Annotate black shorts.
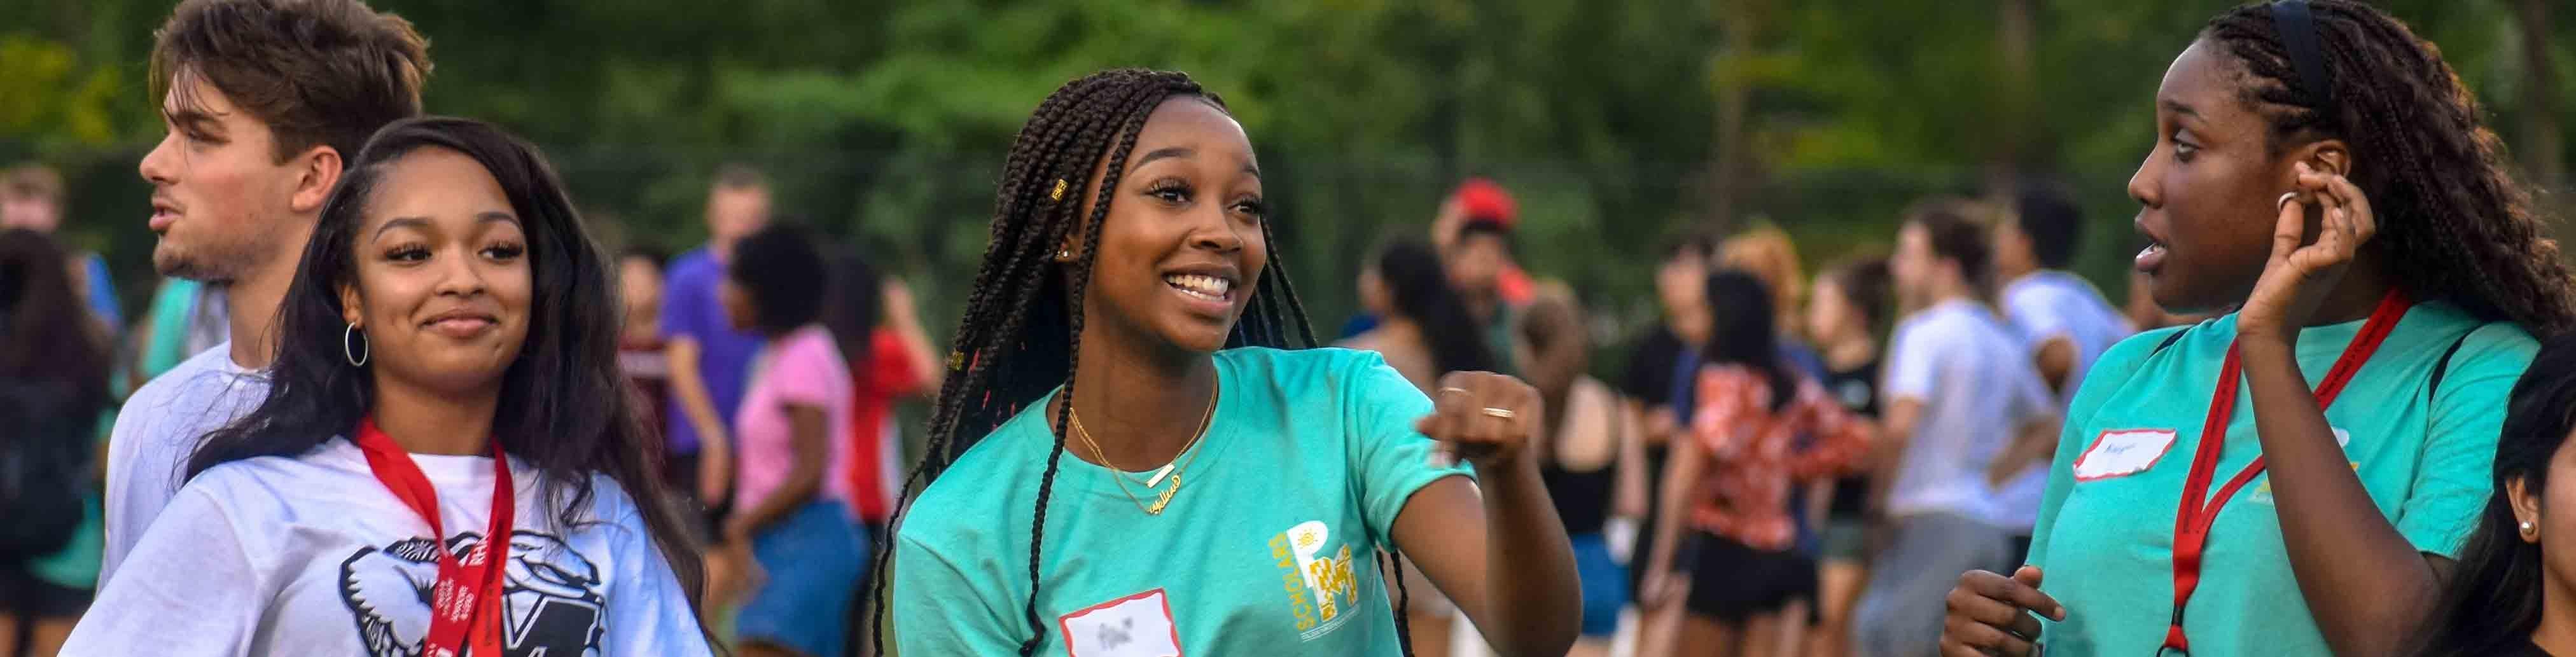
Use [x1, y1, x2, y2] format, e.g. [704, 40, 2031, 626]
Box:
[0, 564, 90, 619]
[1681, 532, 1817, 623]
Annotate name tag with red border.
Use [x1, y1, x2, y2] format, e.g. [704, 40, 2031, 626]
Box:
[1058, 588, 1184, 657]
[2073, 429, 2178, 481]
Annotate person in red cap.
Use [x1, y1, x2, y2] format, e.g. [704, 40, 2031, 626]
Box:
[1433, 177, 1537, 309]
[1431, 179, 1537, 378]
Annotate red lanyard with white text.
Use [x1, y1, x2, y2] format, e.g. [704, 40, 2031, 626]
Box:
[2157, 289, 2408, 656]
[353, 417, 515, 657]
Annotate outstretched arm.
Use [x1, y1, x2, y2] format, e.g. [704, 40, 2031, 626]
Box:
[1393, 372, 1581, 657]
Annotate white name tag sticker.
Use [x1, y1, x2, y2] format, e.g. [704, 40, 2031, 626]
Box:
[2073, 429, 2178, 481]
[1059, 588, 1184, 657]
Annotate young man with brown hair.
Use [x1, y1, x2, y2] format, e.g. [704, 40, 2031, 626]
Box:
[101, 0, 431, 586]
[1852, 199, 2059, 657]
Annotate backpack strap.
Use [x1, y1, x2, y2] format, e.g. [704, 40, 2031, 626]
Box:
[2426, 328, 2479, 400]
[2150, 327, 2191, 357]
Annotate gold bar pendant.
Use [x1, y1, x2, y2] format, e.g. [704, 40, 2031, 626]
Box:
[1148, 475, 1181, 515]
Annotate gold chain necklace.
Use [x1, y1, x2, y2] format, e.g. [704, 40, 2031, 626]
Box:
[1068, 382, 1218, 515]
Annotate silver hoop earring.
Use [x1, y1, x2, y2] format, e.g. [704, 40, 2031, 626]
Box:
[344, 323, 370, 367]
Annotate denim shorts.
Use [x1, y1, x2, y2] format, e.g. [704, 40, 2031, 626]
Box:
[1570, 533, 1627, 637]
[737, 500, 867, 657]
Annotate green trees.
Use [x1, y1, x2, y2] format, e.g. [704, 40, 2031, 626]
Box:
[3, 0, 2563, 343]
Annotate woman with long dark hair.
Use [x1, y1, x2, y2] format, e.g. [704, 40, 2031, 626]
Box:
[877, 69, 1580, 657]
[818, 244, 940, 657]
[1941, 2, 2575, 656]
[0, 228, 113, 657]
[1344, 239, 1498, 388]
[1640, 268, 1872, 657]
[821, 246, 942, 544]
[1337, 239, 1501, 656]
[2409, 335, 2576, 656]
[62, 117, 714, 655]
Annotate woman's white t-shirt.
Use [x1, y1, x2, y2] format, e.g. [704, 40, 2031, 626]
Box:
[62, 439, 713, 657]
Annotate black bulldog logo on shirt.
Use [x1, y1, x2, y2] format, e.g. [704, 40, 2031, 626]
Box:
[339, 530, 606, 657]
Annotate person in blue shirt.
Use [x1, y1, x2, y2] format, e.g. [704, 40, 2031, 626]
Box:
[1941, 3, 2576, 656]
[873, 69, 1582, 657]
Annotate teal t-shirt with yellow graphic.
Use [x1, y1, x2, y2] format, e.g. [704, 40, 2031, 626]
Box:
[2029, 303, 2534, 656]
[893, 347, 1473, 656]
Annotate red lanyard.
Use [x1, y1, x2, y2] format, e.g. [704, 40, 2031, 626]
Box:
[2158, 290, 2408, 655]
[353, 417, 515, 657]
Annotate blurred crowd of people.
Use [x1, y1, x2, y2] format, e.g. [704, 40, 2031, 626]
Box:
[1323, 177, 2178, 657]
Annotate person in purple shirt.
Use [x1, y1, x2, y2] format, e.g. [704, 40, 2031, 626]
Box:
[661, 164, 773, 529]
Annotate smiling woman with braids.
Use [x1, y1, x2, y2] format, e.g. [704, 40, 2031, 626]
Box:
[877, 69, 1582, 657]
[1939, 3, 2576, 657]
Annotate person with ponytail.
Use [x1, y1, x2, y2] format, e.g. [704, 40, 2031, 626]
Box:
[2409, 335, 2576, 657]
[61, 117, 714, 656]
[1940, 2, 2576, 656]
[878, 69, 1582, 657]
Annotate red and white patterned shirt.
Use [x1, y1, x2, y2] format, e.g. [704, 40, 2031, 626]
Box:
[1687, 364, 1876, 551]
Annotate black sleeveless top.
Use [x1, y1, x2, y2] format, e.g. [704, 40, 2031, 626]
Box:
[1822, 358, 1882, 518]
[1540, 380, 1620, 536]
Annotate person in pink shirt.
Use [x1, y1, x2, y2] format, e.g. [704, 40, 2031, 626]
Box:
[720, 222, 860, 657]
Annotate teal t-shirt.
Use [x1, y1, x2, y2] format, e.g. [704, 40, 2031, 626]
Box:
[2029, 303, 2533, 656]
[893, 347, 1474, 656]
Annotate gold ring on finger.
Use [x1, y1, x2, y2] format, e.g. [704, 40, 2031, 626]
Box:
[1479, 407, 1517, 419]
[1440, 387, 1472, 396]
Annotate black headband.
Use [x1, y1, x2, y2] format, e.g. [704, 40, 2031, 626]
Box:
[2271, 0, 2335, 110]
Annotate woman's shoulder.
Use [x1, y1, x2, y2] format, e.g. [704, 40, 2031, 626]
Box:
[899, 446, 1031, 557]
[567, 472, 647, 522]
[187, 438, 358, 487]
[545, 473, 679, 546]
[1694, 363, 1769, 392]
[1223, 345, 1378, 367]
[169, 440, 358, 525]
[1219, 347, 1405, 387]
[911, 395, 1055, 515]
[784, 326, 853, 366]
[2411, 303, 2539, 364]
[2097, 322, 2204, 366]
[1569, 375, 1620, 406]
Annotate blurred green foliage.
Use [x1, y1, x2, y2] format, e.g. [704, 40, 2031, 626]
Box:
[3, 0, 2568, 356]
